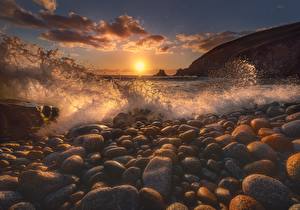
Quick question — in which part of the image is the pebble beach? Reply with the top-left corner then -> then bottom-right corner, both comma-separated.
1,101 -> 300,210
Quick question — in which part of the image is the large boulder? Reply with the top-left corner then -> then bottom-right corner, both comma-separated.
142,157 -> 172,198
78,185 -> 138,210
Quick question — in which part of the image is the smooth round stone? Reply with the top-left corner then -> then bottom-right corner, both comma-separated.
225,159 -> 244,179
286,112 -> 300,122
74,134 -> 104,151
215,134 -> 234,147
166,202 -> 189,210
181,157 -> 202,175
250,118 -> 271,132
27,150 -> 44,160
292,139 -> 300,152
154,149 -> 177,163
197,187 -> 218,207
43,184 -> 77,210
8,202 -> 36,210
82,166 -> 104,184
104,147 -> 128,158
0,160 -> 10,167
267,106 -> 285,117
47,137 -> 64,147
243,160 -> 276,176
194,204 -> 216,210
261,134 -> 293,152
218,177 -> 241,194
122,167 -> 141,185
203,143 -> 222,158
286,104 -> 300,115
183,191 -> 197,206
142,157 -> 172,198
78,185 -> 138,210
214,187 -> 232,204
258,128 -> 277,138
229,195 -> 265,210
178,124 -> 199,132
59,146 -> 86,162
247,141 -> 277,161
161,126 -> 175,136
178,146 -> 197,157
19,170 -> 74,201
232,124 -> 256,144
289,204 -> 300,210
68,124 -> 108,138
139,187 -> 165,210
104,160 -> 126,178
223,142 -> 251,164
61,155 -> 84,174
286,153 -> 300,183
88,153 -> 102,164
282,120 -> 300,138
0,191 -> 23,210
70,191 -> 85,203
179,129 -> 198,142
0,175 -> 18,191
242,174 -> 291,210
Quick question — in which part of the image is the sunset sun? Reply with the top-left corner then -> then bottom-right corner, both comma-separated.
134,60 -> 146,74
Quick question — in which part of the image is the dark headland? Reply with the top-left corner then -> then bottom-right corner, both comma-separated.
175,22 -> 300,78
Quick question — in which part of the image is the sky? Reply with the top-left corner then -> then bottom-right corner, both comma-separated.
0,0 -> 300,75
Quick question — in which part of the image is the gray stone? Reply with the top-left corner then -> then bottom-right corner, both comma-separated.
143,157 -> 172,198
282,120 -> 300,138
0,191 -> 23,210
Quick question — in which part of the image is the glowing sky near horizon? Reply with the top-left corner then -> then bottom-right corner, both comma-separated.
0,0 -> 300,75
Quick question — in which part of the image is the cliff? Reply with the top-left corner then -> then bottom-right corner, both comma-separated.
178,22 -> 300,78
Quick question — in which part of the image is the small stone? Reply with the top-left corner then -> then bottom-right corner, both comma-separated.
225,159 -> 244,179
247,141 -> 277,161
181,157 -> 202,175
43,184 -> 76,209
232,125 -> 256,144
61,155 -> 84,174
27,150 -> 44,160
166,202 -> 189,210
74,134 -> 104,152
242,174 -> 291,210
0,175 -> 18,191
143,157 -> 172,198
59,146 -> 86,162
139,187 -> 165,210
0,191 -> 23,210
257,128 -> 277,138
197,187 -> 218,206
229,195 -> 265,210
78,185 -> 138,210
261,134 -> 293,152
179,129 -> 197,142
104,147 -> 128,158
214,187 -> 232,204
292,139 -> 300,152
286,152 -> 300,183
8,202 -> 36,210
243,159 -> 276,176
215,134 -> 234,147
286,104 -> 300,115
122,167 -> 141,185
250,118 -> 270,132
267,106 -> 285,117
223,142 -> 251,164
282,120 -> 300,138
286,112 -> 300,122
194,204 -> 216,210
104,160 -> 126,179
218,177 -> 241,194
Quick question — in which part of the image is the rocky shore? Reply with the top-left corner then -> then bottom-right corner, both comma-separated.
1,102 -> 300,210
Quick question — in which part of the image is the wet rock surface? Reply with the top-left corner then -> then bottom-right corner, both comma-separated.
0,102 -> 300,209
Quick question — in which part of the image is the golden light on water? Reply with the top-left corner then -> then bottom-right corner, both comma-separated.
134,60 -> 146,74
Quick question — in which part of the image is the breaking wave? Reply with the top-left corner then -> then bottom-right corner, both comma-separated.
0,34 -> 300,134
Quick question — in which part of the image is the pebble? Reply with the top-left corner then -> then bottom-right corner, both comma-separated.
74,134 -> 104,152
243,159 -> 276,176
282,120 -> 300,138
223,142 -> 251,164
179,129 -> 198,142
143,157 -> 172,198
247,141 -> 277,161
232,125 -> 256,144
242,174 -> 291,210
103,160 -> 126,179
166,202 -> 189,210
250,118 -> 270,132
286,152 -> 300,183
0,191 -> 23,210
61,155 -> 84,174
261,133 -> 293,152
197,187 -> 218,207
122,166 -> 141,185
8,202 -> 36,210
229,195 -> 265,210
43,184 -> 76,209
0,175 -> 18,191
139,187 -> 165,210
78,185 -> 138,210
181,157 -> 202,175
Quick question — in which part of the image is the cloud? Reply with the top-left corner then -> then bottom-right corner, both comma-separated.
40,29 -> 115,50
0,0 -> 46,28
122,35 -> 172,54
40,11 -> 96,31
33,0 -> 57,12
177,31 -> 249,53
97,15 -> 148,39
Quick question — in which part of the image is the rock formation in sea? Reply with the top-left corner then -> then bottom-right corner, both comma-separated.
176,22 -> 300,78
153,69 -> 168,77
